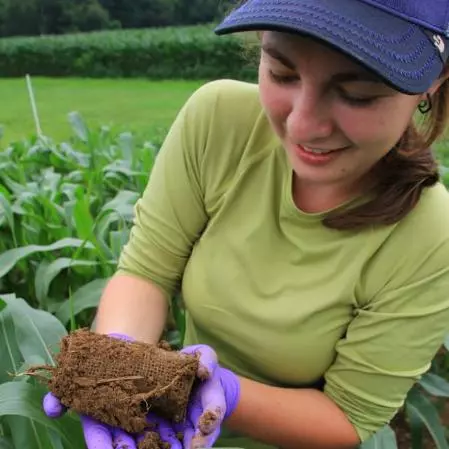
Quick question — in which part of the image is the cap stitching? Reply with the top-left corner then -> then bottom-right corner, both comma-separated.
240,0 -> 415,44
227,8 -> 435,79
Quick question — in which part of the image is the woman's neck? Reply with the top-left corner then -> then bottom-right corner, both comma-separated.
291,174 -> 369,214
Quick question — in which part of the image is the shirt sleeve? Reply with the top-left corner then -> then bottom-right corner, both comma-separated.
323,238 -> 449,442
115,82 -> 216,300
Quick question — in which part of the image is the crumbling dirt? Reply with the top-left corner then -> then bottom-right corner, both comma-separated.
137,431 -> 171,449
27,329 -> 201,434
198,409 -> 220,435
186,409 -> 222,449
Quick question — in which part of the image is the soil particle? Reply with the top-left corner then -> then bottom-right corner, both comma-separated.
198,409 -> 221,435
138,431 -> 170,449
189,409 -> 222,449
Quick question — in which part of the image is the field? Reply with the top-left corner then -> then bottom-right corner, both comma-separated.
0,77 -> 204,144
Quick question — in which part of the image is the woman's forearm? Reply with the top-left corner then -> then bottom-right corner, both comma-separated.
93,273 -> 169,344
226,376 -> 360,449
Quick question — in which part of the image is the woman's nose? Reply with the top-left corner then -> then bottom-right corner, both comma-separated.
287,89 -> 334,143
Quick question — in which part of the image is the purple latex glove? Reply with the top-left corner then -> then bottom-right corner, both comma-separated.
137,413 -> 184,449
42,333 -> 151,449
43,397 -> 184,449
43,335 -> 239,449
179,345 -> 241,449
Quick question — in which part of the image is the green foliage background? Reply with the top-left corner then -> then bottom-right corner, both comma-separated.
0,25 -> 258,80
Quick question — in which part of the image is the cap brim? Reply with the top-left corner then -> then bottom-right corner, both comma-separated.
215,0 -> 446,94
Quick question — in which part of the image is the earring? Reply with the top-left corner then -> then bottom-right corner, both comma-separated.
418,93 -> 432,114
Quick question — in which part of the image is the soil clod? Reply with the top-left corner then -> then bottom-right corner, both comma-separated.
26,329 -> 201,434
138,431 -> 170,449
198,409 -> 220,435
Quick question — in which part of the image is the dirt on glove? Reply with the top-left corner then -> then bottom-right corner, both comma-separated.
137,431 -> 172,449
110,430 -> 172,449
26,328 -> 202,435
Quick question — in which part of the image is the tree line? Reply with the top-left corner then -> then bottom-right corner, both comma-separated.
0,0 -> 238,37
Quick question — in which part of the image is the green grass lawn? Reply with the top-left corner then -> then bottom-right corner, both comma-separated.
0,77 -> 205,144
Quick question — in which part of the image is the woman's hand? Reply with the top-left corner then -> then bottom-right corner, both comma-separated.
180,345 -> 241,449
44,394 -> 185,449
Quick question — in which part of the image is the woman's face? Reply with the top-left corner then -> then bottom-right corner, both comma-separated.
258,31 -> 425,207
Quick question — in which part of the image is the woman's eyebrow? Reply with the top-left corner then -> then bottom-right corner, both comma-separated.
261,44 -> 296,69
261,43 -> 384,84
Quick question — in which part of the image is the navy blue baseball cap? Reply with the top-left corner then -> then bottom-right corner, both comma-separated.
214,0 -> 449,94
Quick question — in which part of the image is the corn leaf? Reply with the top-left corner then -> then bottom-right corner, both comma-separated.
35,257 -> 99,306
5,415 -> 54,449
0,193 -> 16,246
0,294 -> 66,366
0,436 -> 14,449
0,313 -> 49,449
56,277 -> 109,325
406,398 -> 425,449
0,381 -> 84,449
109,229 -> 130,259
0,238 -> 95,279
73,189 -> 98,244
406,387 -> 449,449
99,189 -> 139,217
118,132 -> 134,163
359,425 -> 397,449
0,440 -> 13,449
103,160 -> 146,178
419,373 -> 449,398
48,429 -> 65,449
0,302 -> 81,449
0,303 -> 23,383
68,111 -> 89,143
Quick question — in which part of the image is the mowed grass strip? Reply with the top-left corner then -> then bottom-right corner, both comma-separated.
1,76 -> 448,167
0,77 -> 204,144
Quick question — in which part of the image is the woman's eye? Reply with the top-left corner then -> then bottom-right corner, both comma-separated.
267,70 -> 380,106
339,91 -> 379,106
268,70 -> 298,84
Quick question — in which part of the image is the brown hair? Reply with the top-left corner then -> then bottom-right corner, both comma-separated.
324,66 -> 449,231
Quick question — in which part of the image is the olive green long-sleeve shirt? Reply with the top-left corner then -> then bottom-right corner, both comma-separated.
117,79 -> 449,447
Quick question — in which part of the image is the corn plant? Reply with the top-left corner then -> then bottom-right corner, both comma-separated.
0,112 -> 161,325
0,112 -> 184,448
0,293 -> 85,449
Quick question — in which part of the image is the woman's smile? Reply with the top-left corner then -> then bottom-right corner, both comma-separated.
291,143 -> 350,166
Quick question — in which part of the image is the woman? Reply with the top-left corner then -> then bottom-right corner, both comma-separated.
43,1 -> 449,448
